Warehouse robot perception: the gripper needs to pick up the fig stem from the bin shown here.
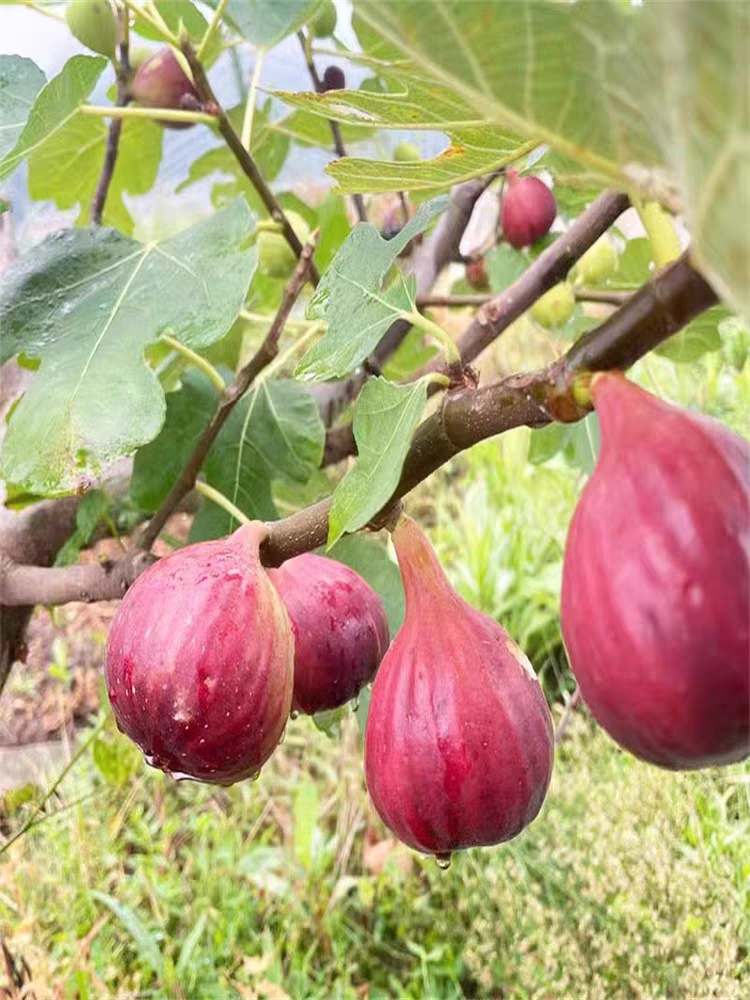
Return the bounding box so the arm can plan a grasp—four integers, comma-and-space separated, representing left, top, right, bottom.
160, 334, 226, 393
633, 196, 682, 269
80, 104, 217, 127
404, 310, 461, 366
241, 48, 266, 150
193, 481, 250, 526
240, 310, 310, 331
121, 0, 178, 46
196, 0, 230, 61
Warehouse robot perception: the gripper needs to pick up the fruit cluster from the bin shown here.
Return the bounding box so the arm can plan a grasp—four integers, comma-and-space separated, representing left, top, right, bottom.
106, 383, 748, 862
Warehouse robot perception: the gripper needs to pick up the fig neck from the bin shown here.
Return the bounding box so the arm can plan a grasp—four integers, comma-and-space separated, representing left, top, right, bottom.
393, 517, 455, 614
230, 520, 269, 559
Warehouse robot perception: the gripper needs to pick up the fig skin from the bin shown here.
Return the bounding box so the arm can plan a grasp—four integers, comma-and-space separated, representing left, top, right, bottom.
269, 553, 390, 715
310, 0, 337, 38
562, 373, 750, 770
531, 282, 575, 328
365, 517, 554, 856
394, 141, 421, 163
105, 522, 294, 784
66, 0, 116, 58
501, 170, 557, 249
128, 48, 201, 130
321, 65, 346, 92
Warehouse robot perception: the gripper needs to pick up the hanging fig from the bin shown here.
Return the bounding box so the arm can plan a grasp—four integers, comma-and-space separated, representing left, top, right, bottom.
310, 0, 337, 38
269, 553, 390, 715
562, 373, 750, 769
321, 65, 346, 92
394, 141, 421, 163
105, 523, 294, 784
501, 170, 556, 249
66, 0, 116, 59
128, 48, 202, 129
575, 237, 619, 286
365, 517, 554, 858
531, 282, 575, 329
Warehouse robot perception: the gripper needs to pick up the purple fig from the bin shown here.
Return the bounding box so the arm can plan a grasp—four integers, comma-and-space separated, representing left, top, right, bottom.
321, 65, 345, 92
128, 47, 202, 129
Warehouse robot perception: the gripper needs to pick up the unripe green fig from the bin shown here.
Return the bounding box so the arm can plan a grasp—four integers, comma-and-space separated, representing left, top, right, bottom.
531, 282, 575, 329
393, 141, 420, 163
258, 211, 311, 280
310, 0, 337, 38
576, 237, 618, 286
66, 0, 116, 58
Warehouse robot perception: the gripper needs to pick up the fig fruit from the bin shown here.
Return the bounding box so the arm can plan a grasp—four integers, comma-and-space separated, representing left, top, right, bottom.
501, 170, 556, 249
321, 65, 346, 92
269, 553, 389, 715
531, 282, 575, 329
258, 211, 311, 280
575, 237, 618, 286
562, 373, 750, 770
310, 0, 337, 38
128, 47, 201, 129
66, 0, 116, 58
365, 517, 554, 857
105, 523, 294, 784
394, 141, 421, 163
466, 256, 490, 292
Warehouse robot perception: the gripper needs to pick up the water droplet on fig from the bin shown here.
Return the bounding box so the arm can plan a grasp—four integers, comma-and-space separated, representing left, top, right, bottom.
435, 852, 452, 870
290, 710, 300, 721
249, 770, 261, 782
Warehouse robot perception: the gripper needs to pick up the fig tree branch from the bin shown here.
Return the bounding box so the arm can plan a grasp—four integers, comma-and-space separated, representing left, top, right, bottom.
297, 31, 367, 224
1, 252, 716, 609
416, 289, 631, 309
91, 11, 131, 226
138, 234, 319, 551
180, 39, 321, 286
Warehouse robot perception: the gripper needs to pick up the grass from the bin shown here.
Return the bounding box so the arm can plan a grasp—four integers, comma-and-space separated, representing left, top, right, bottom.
1, 350, 749, 997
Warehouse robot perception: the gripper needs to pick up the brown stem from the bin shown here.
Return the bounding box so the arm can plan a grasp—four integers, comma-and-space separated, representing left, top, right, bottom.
297, 32, 367, 224
418, 191, 632, 377
138, 235, 318, 550
554, 687, 582, 744
181, 40, 320, 286
91, 15, 131, 225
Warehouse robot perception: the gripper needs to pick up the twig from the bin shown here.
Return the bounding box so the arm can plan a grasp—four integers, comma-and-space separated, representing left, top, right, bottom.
3, 252, 716, 605
180, 39, 320, 285
137, 234, 319, 551
575, 288, 630, 306
555, 687, 582, 744
197, 0, 230, 61
297, 31, 367, 224
91, 11, 131, 226
415, 289, 631, 309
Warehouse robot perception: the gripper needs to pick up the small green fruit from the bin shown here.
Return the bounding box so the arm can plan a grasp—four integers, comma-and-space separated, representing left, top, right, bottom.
310, 0, 337, 38
66, 0, 117, 58
394, 141, 421, 163
531, 282, 575, 329
258, 211, 311, 280
576, 238, 618, 286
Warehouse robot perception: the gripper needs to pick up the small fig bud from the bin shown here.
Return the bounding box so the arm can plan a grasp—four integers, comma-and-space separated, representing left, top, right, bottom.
393, 141, 421, 163
258, 211, 311, 280
501, 170, 557, 249
466, 256, 490, 292
575, 237, 619, 285
310, 0, 337, 38
321, 65, 346, 92
128, 47, 201, 130
269, 553, 390, 715
562, 374, 750, 770
365, 517, 554, 856
531, 282, 575, 328
66, 0, 116, 58
105, 523, 294, 784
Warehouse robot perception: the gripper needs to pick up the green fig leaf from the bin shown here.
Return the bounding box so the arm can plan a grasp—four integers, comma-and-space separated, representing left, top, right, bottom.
327, 376, 429, 546
0, 199, 257, 495
0, 55, 45, 161
654, 306, 729, 364
296, 196, 448, 381
210, 0, 321, 48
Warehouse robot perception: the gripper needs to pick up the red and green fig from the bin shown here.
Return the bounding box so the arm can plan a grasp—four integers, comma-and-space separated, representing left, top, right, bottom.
364, 517, 554, 858
269, 553, 389, 715
501, 170, 557, 249
128, 47, 201, 129
105, 523, 294, 784
562, 373, 750, 769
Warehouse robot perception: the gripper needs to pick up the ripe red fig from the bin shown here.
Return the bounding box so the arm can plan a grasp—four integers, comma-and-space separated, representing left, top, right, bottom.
105, 523, 294, 784
562, 373, 750, 770
128, 47, 202, 129
365, 517, 554, 858
501, 170, 556, 248
269, 553, 390, 715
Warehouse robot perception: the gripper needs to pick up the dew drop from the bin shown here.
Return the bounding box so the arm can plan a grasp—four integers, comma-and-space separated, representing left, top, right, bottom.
143, 753, 157, 769
290, 710, 299, 721
352, 696, 360, 712
172, 771, 196, 783
249, 770, 261, 782
435, 852, 452, 870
